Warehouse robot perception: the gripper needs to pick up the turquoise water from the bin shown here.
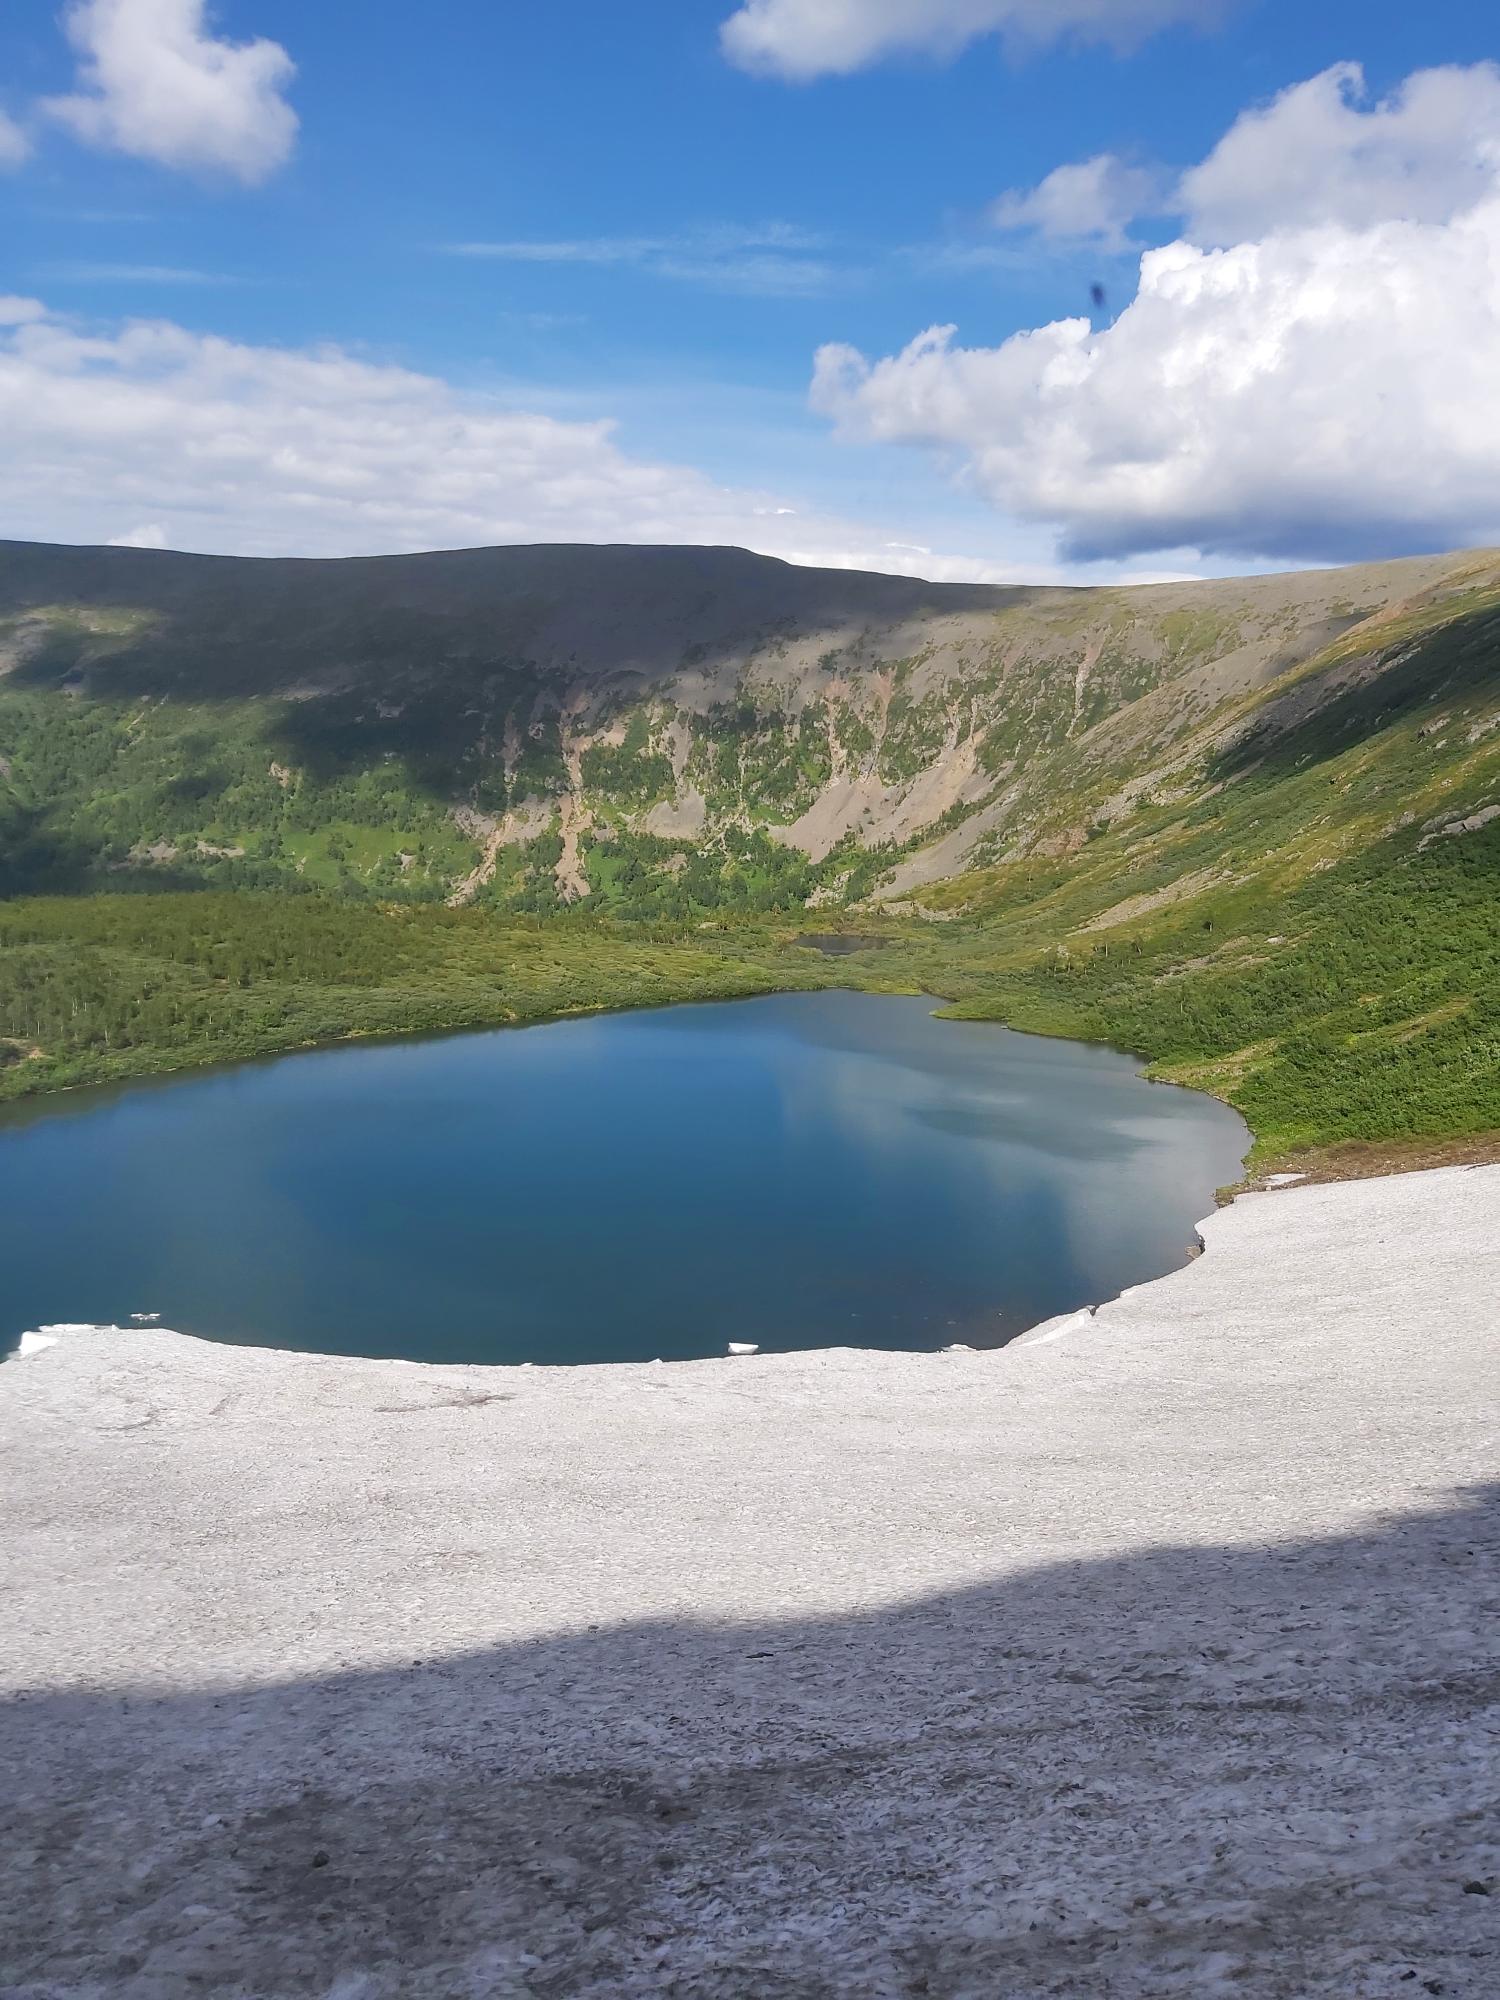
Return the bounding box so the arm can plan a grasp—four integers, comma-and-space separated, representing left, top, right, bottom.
0, 992, 1248, 1365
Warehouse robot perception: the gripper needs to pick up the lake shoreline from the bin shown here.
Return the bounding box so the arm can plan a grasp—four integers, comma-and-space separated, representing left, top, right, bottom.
7, 947, 1495, 1187
11, 940, 1500, 1200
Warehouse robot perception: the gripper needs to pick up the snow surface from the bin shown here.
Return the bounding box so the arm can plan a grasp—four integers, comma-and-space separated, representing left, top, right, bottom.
2, 1166, 1498, 1997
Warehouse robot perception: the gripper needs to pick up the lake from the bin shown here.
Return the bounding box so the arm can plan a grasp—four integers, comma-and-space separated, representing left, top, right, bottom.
0, 992, 1249, 1365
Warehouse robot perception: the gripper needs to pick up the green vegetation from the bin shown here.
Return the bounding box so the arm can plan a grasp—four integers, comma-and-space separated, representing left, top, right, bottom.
688, 698, 832, 820
0, 894, 834, 1098
897, 821, 1500, 1164
579, 709, 676, 806
0, 686, 474, 900
578, 826, 816, 920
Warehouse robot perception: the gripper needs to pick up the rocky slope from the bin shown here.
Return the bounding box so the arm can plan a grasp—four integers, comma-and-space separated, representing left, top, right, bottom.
2, 538, 1497, 918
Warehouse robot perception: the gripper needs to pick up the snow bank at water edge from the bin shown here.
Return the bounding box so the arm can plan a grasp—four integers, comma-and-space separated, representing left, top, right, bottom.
2, 1165, 1497, 1997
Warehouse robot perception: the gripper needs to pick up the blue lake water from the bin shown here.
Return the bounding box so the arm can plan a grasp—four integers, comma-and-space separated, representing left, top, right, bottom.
0, 992, 1249, 1365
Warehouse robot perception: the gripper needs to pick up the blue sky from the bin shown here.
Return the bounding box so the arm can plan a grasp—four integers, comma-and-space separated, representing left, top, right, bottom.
2, 0, 1499, 580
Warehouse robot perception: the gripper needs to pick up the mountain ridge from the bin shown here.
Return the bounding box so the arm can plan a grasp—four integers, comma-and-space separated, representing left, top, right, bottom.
2, 535, 1497, 919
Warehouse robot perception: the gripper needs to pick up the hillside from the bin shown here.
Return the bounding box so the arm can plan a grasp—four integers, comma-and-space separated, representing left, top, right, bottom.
1, 537, 1495, 915
1, 537, 1497, 1162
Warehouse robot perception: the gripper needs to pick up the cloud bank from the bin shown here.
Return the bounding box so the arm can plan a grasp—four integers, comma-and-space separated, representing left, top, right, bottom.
0, 302, 1022, 583
812, 63, 1500, 564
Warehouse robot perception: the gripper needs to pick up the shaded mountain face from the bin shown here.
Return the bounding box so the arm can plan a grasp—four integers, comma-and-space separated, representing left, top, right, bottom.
0, 538, 1497, 920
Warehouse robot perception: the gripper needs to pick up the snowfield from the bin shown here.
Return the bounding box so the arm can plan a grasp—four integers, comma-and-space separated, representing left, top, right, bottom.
2, 1166, 1497, 1997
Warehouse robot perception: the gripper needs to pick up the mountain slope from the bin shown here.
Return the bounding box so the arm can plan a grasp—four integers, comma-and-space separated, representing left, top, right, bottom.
1, 538, 1497, 922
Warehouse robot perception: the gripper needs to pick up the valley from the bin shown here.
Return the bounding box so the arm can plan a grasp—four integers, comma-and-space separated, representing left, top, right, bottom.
1, 537, 1497, 1168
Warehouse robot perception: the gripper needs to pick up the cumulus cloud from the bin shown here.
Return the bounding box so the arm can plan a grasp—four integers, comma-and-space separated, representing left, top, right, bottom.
811, 62, 1500, 564
0, 301, 1025, 583
985, 63, 1500, 255
991, 154, 1166, 250
0, 110, 30, 167
43, 0, 297, 183
1180, 59, 1500, 242
720, 0, 1220, 81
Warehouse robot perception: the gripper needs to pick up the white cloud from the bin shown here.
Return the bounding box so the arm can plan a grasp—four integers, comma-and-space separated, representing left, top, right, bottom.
1180, 60, 1500, 243
107, 521, 168, 548
984, 62, 1500, 255
0, 110, 30, 167
447, 225, 838, 298
0, 301, 1035, 584
811, 62, 1500, 564
43, 0, 297, 183
720, 0, 1220, 81
991, 154, 1166, 250
45, 262, 241, 285
498, 309, 588, 334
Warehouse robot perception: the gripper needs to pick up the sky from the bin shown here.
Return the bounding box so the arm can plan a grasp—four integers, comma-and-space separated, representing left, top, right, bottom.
1, 0, 1499, 584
